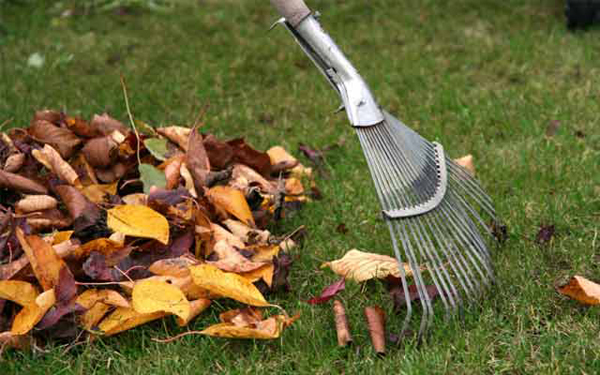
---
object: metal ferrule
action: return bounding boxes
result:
[281,15,384,127]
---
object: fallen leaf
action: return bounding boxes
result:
[231,164,275,194]
[176,298,211,326]
[200,309,296,339]
[536,224,555,245]
[28,120,81,159]
[364,306,386,355]
[97,307,166,336]
[0,170,48,194]
[228,138,272,177]
[557,275,600,305]
[0,280,39,306]
[203,134,234,170]
[189,264,270,306]
[240,264,275,287]
[107,205,170,244]
[223,219,270,245]
[80,182,118,204]
[209,240,266,273]
[387,281,439,311]
[82,136,118,168]
[148,257,198,278]
[211,223,245,249]
[144,138,169,161]
[76,289,131,309]
[32,144,81,186]
[332,300,352,347]
[453,154,475,176]
[132,279,190,321]
[138,163,167,194]
[322,249,415,282]
[307,278,345,305]
[186,128,210,189]
[16,229,66,290]
[11,289,56,335]
[15,195,58,213]
[3,153,26,173]
[163,155,184,189]
[156,126,191,151]
[90,113,129,137]
[206,185,255,226]
[267,146,312,179]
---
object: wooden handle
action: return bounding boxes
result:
[270,0,311,27]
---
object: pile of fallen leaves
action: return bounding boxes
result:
[0,109,313,352]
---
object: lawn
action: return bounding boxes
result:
[1,0,599,373]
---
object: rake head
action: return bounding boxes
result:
[356,111,496,339]
[270,1,498,340]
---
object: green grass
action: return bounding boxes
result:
[1,0,600,373]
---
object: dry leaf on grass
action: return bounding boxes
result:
[453,154,475,176]
[200,307,297,339]
[557,275,600,305]
[322,249,416,282]
[97,307,166,336]
[132,279,191,321]
[206,185,255,226]
[106,205,170,244]
[189,264,270,306]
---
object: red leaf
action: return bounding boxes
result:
[308,278,345,305]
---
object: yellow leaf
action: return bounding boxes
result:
[557,275,600,305]
[76,289,131,309]
[80,182,118,204]
[132,279,190,321]
[80,302,111,331]
[11,289,56,335]
[240,264,274,287]
[119,275,213,300]
[322,249,416,282]
[189,264,269,306]
[107,205,169,244]
[16,228,65,290]
[206,186,254,226]
[285,177,304,195]
[267,146,312,179]
[453,154,475,176]
[0,280,39,306]
[72,238,124,259]
[51,230,74,245]
[249,244,281,263]
[200,311,296,340]
[176,298,211,326]
[97,307,166,336]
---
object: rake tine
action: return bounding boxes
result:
[387,221,414,338]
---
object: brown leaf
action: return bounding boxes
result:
[15,195,58,214]
[33,109,62,124]
[223,219,270,245]
[203,134,234,170]
[163,155,184,189]
[32,144,81,186]
[3,153,25,173]
[27,208,73,232]
[28,120,81,159]
[536,224,555,245]
[364,306,386,355]
[557,275,600,305]
[55,185,100,232]
[82,136,118,168]
[157,126,191,151]
[186,128,210,190]
[200,307,297,339]
[64,116,101,138]
[332,300,352,347]
[231,164,276,194]
[89,113,129,137]
[176,298,211,326]
[148,256,198,278]
[387,281,439,312]
[0,170,48,194]
[228,138,272,177]
[208,240,267,273]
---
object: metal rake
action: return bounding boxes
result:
[269,0,497,339]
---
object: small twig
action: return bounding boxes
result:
[113,265,134,283]
[152,330,205,343]
[75,281,124,286]
[0,118,12,131]
[192,103,210,129]
[120,75,141,166]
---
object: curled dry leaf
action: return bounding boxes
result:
[3,152,25,172]
[28,120,81,159]
[200,307,297,340]
[557,275,600,305]
[0,280,39,306]
[223,219,270,245]
[267,146,312,179]
[122,193,147,206]
[240,264,274,287]
[285,177,304,196]
[209,240,267,273]
[189,264,269,306]
[82,136,118,168]
[90,113,129,137]
[157,126,191,151]
[206,185,255,226]
[15,195,58,214]
[132,279,191,321]
[163,155,184,189]
[0,169,48,194]
[364,306,386,355]
[186,128,210,190]
[16,229,66,290]
[227,139,272,177]
[179,163,197,198]
[176,298,211,326]
[80,182,118,204]
[211,223,245,249]
[333,300,352,347]
[231,164,275,194]
[203,134,234,170]
[106,205,170,245]
[453,154,475,176]
[322,249,416,282]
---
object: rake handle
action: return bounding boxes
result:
[270,0,311,27]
